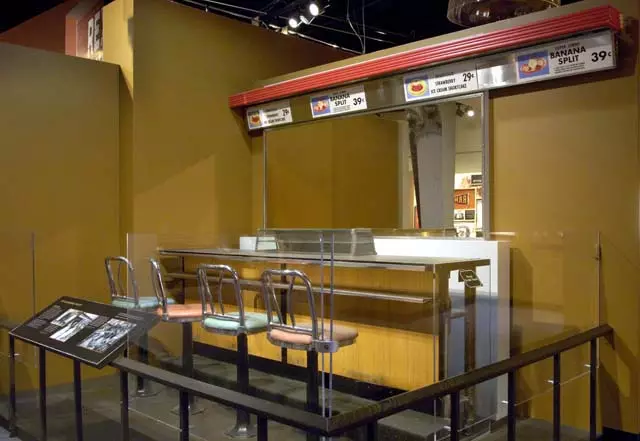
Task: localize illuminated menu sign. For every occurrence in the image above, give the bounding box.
[310,85,368,118]
[246,100,293,130]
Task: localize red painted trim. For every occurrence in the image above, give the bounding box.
[230,5,620,108]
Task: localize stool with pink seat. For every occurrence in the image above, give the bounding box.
[260,268,358,441]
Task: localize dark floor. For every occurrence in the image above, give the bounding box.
[4,372,355,441]
[1,372,593,441]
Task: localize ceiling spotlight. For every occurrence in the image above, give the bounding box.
[309,1,320,16]
[288,17,300,28]
[456,103,475,117]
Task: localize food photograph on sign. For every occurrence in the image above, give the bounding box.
[247,110,262,129]
[517,50,550,79]
[404,73,429,101]
[311,96,331,117]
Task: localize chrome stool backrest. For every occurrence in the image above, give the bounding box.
[197,264,246,329]
[105,256,140,307]
[149,258,170,316]
[260,269,318,341]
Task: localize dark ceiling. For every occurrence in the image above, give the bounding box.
[172,0,583,53]
[0,0,67,33]
[2,0,583,54]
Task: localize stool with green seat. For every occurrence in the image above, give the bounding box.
[105,256,175,397]
[197,263,271,439]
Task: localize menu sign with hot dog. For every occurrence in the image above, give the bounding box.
[246,100,293,130]
[310,85,368,118]
[516,32,614,82]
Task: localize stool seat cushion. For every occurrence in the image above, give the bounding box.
[203,312,269,333]
[112,296,175,310]
[156,303,203,319]
[268,323,358,348]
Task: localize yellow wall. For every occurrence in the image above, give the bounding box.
[491,0,640,431]
[103,0,134,250]
[0,43,120,390]
[103,0,350,358]
[263,115,399,229]
[129,0,346,245]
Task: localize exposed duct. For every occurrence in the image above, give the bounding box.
[447,0,560,27]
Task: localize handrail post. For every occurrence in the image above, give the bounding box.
[507,370,516,441]
[73,360,83,441]
[366,421,378,440]
[451,391,460,441]
[553,353,561,441]
[590,339,597,441]
[9,335,16,437]
[120,370,129,441]
[39,347,47,441]
[257,416,268,440]
[179,390,189,441]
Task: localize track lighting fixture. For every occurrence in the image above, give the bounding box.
[288,17,300,28]
[299,9,313,25]
[288,1,326,29]
[309,1,320,16]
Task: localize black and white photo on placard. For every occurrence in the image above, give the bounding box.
[78,318,136,353]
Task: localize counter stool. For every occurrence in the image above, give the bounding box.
[260,269,358,441]
[106,256,175,397]
[198,264,271,439]
[149,258,205,416]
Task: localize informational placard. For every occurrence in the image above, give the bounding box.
[246,100,293,130]
[459,269,483,288]
[10,297,159,368]
[516,32,614,83]
[310,85,367,118]
[404,61,479,102]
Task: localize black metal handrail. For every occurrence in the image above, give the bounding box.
[112,357,329,434]
[3,318,613,441]
[327,324,612,435]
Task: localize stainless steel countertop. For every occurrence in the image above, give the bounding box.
[159,248,490,273]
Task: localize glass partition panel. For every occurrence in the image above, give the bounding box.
[463,230,600,438]
[446,367,596,441]
[0,231,36,427]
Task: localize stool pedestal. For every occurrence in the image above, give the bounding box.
[133,332,159,398]
[306,350,320,441]
[226,333,257,439]
[171,322,204,416]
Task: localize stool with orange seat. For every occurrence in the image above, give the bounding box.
[260,269,358,441]
[149,258,205,417]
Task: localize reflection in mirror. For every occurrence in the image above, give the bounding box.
[265,94,484,236]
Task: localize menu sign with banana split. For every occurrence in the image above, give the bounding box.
[310,85,368,118]
[516,32,614,82]
[246,100,293,130]
[404,60,479,102]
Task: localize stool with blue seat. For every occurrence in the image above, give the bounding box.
[197,263,271,439]
[260,269,358,441]
[105,256,176,397]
